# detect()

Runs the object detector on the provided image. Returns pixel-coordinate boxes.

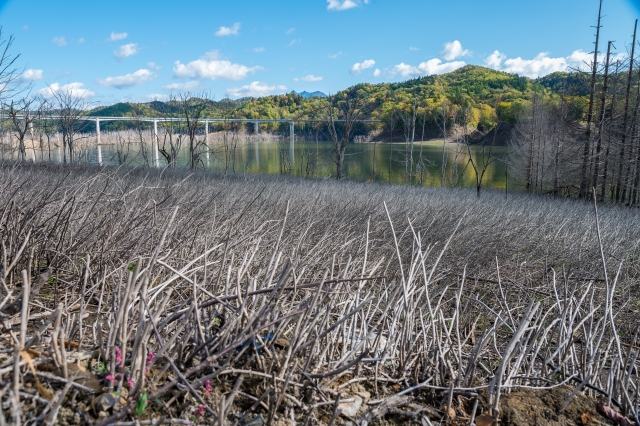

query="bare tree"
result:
[7,96,40,161]
[436,100,452,186]
[0,27,31,160]
[615,20,638,202]
[38,98,56,162]
[49,84,91,163]
[0,27,27,103]
[591,41,613,194]
[158,120,183,169]
[383,105,399,183]
[466,121,501,197]
[579,0,604,199]
[178,92,209,170]
[324,88,373,180]
[398,97,417,183]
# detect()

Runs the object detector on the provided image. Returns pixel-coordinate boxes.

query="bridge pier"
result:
[153,120,160,167]
[95,119,102,165]
[290,122,295,166]
[254,122,259,134]
[205,121,210,168]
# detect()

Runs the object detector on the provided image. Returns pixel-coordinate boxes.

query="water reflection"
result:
[0,138,508,189]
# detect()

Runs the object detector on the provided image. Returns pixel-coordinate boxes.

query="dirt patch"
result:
[485,386,614,426]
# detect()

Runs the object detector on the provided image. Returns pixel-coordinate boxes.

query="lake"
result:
[4,137,508,190]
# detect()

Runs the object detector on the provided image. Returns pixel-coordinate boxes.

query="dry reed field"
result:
[0,162,639,426]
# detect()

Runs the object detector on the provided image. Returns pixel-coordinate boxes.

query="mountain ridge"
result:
[290,90,327,98]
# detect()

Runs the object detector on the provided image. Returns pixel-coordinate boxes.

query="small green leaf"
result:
[135,392,148,416]
[128,263,137,272]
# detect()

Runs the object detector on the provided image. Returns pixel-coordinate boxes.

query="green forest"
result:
[87,65,586,134]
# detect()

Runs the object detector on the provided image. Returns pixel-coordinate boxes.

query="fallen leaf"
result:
[581,412,590,425]
[439,404,456,419]
[53,363,102,392]
[56,339,80,349]
[20,349,53,400]
[475,414,494,426]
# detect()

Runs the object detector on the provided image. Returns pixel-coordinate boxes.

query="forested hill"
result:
[88,65,587,132]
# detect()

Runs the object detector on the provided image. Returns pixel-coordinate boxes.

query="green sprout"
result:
[135,392,148,416]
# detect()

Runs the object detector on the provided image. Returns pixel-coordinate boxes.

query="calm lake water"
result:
[7,139,508,189]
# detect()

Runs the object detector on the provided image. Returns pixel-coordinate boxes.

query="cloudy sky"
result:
[0,0,638,105]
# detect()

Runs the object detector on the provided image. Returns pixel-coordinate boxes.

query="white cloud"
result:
[392,59,466,77]
[114,43,139,60]
[173,51,262,81]
[52,37,67,47]
[23,25,28,31]
[329,52,343,59]
[287,39,301,47]
[78,38,85,44]
[286,28,296,35]
[484,50,506,69]
[327,0,369,10]
[484,49,592,78]
[409,47,420,51]
[20,69,43,81]
[372,69,381,77]
[226,81,287,98]
[147,62,161,70]
[109,32,128,41]
[566,50,593,69]
[440,40,471,61]
[253,47,265,53]
[216,23,241,37]
[162,81,201,91]
[37,82,95,99]
[295,75,323,82]
[503,54,566,78]
[97,69,155,89]
[350,59,375,75]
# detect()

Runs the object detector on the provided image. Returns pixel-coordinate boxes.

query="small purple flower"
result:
[195,405,206,417]
[146,351,155,365]
[105,375,118,383]
[205,379,211,395]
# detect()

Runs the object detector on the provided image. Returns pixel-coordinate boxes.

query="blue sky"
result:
[0,0,638,106]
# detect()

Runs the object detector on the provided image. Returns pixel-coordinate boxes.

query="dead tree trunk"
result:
[579,0,603,199]
[592,41,613,192]
[615,19,637,202]
[600,62,621,201]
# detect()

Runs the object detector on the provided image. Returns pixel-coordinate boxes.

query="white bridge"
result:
[11,115,379,166]
[84,117,298,167]
[70,116,379,144]
[66,117,300,146]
